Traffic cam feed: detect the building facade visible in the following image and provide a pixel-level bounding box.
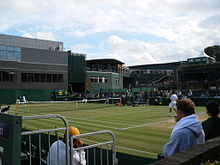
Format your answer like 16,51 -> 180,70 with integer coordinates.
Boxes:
86,59 -> 126,92
0,34 -> 70,104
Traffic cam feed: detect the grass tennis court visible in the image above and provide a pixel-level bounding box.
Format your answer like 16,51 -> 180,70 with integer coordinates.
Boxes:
9,102 -> 207,160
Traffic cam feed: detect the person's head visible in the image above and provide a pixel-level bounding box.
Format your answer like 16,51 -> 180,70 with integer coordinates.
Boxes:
206,100 -> 219,117
175,99 -> 195,122
64,126 -> 83,147
68,126 -> 80,136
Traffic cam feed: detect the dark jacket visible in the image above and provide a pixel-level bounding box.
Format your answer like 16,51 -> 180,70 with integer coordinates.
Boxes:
202,117 -> 220,141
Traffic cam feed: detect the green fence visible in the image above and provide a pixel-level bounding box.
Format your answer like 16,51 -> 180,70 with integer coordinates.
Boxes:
0,89 -> 55,105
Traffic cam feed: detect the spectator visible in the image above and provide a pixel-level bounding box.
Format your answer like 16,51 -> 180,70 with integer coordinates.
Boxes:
187,89 -> 193,98
202,100 -> 220,141
161,99 -> 204,157
21,95 -> 27,105
47,126 -> 86,165
168,91 -> 178,117
176,90 -> 182,99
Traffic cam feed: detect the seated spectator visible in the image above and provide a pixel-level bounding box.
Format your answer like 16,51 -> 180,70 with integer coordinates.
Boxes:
160,99 -> 204,157
47,126 -> 86,165
202,100 -> 220,141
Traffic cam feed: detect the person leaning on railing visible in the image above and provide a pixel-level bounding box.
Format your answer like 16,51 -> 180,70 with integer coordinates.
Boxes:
46,126 -> 86,165
158,99 -> 205,158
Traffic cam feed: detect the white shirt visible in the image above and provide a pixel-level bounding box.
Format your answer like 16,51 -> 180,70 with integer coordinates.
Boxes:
46,140 -> 86,165
170,94 -> 178,102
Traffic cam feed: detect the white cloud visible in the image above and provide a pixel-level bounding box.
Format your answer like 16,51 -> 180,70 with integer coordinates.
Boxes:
106,36 -> 156,65
71,44 -> 93,51
21,31 -> 56,41
0,0 -> 220,65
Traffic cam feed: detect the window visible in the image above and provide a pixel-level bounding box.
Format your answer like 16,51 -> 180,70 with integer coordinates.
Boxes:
116,78 -> 119,86
21,73 -> 64,83
2,72 -> 9,81
58,74 -> 63,82
90,76 -> 108,83
0,71 -> 14,82
104,77 -> 108,83
28,73 -> 34,82
195,58 -> 201,62
40,74 -> 46,82
188,59 -> 194,63
0,45 -> 21,62
34,73 -> 40,82
202,58 -> 206,62
0,51 -> 7,60
47,74 -> 52,82
53,74 -> 58,82
0,46 -> 6,51
90,77 -> 95,83
99,77 -> 102,83
7,51 -> 16,61
21,73 -> 27,82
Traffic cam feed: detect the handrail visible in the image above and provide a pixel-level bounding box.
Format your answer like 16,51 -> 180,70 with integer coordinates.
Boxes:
21,114 -> 70,165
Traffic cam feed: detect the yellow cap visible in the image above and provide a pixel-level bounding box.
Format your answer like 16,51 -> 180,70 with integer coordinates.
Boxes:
68,126 -> 80,135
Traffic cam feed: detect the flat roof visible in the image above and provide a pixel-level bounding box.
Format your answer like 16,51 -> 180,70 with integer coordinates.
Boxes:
86,58 -> 124,65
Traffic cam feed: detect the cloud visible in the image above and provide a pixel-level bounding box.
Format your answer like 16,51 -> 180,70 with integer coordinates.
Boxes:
105,36 -> 156,65
21,32 -> 56,41
0,0 -> 220,65
71,44 -> 94,51
199,14 -> 220,29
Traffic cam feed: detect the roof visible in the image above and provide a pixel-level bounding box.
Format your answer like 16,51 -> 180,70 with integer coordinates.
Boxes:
86,58 -> 124,65
187,50 -> 215,60
128,61 -> 181,69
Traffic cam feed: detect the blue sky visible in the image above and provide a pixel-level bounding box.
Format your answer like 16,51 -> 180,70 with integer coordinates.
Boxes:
0,0 -> 220,65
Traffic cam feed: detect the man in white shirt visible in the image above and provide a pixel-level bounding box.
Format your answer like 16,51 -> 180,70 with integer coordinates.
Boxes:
47,126 -> 86,165
168,91 -> 178,117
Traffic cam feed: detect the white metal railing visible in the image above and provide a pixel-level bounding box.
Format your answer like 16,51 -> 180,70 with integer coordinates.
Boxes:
21,114 -> 117,165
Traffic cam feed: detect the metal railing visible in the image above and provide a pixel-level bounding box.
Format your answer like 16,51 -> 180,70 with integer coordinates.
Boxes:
21,114 -> 117,165
70,130 -> 117,165
22,114 -> 70,165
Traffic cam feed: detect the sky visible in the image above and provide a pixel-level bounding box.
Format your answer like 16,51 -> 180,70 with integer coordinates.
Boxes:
0,0 -> 220,66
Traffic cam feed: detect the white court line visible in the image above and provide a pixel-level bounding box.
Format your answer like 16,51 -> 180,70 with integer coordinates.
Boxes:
117,146 -> 157,155
67,116 -> 132,126
121,119 -> 172,130
83,110 -> 147,119
68,120 -> 124,130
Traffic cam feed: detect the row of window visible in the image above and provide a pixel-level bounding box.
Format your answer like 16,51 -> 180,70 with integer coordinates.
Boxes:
0,45 -> 21,62
90,76 -> 108,83
0,71 -> 14,82
21,73 -> 63,83
0,71 -> 64,83
187,57 -> 215,63
131,69 -> 174,75
89,76 -> 120,86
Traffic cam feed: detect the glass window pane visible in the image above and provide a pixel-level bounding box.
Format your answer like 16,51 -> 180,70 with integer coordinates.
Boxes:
0,46 -> 6,51
7,46 -> 14,51
14,52 -> 21,61
0,50 -> 7,60
14,47 -> 21,52
7,51 -> 16,61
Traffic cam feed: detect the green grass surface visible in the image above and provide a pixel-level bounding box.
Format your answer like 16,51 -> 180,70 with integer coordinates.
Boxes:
10,102 -> 207,160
